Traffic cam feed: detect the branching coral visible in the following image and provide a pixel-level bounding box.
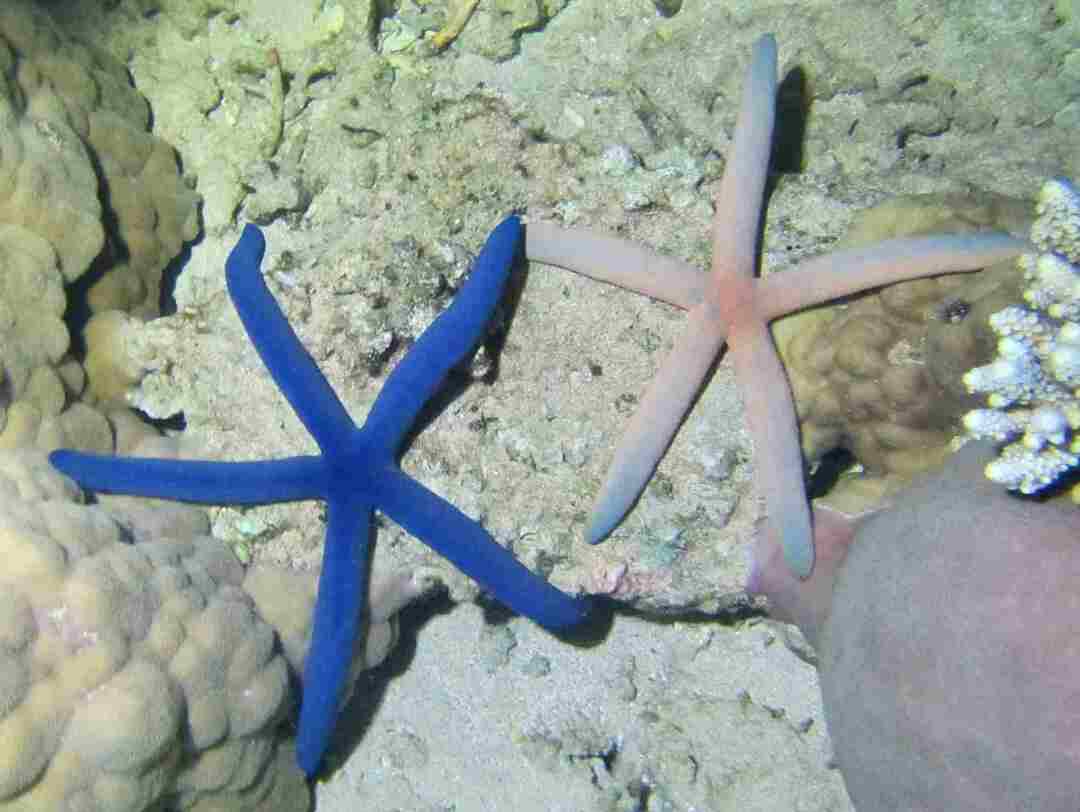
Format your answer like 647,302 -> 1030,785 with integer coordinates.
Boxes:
962,177 -> 1080,501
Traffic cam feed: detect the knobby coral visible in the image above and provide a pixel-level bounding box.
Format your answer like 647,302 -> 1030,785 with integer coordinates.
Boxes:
773,191 -> 1031,508
51,216 -> 591,778
525,34 -> 1024,579
962,176 -> 1080,501
0,0 -> 199,451
0,448 -> 437,811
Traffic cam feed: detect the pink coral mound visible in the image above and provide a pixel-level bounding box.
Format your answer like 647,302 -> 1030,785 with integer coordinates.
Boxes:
756,441 -> 1080,809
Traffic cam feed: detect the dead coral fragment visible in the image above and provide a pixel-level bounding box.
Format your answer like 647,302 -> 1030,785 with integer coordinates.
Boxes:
430,0 -> 480,50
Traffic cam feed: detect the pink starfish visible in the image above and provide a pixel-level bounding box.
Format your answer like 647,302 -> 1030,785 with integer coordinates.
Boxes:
525,34 -> 1025,578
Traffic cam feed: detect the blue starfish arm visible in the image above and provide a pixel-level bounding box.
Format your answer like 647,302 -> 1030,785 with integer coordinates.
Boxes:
227,224 -> 357,453
373,468 -> 592,630
48,451 -> 327,504
296,490 -> 373,777
364,215 -> 521,450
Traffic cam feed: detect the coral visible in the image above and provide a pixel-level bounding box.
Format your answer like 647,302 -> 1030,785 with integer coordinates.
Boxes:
0,448 -> 297,810
526,35 -> 1023,577
817,442 -> 1080,809
0,55 -> 103,283
0,227 -> 72,427
430,0 -> 481,50
83,110 -> 201,319
962,177 -> 1080,500
1,0 -> 200,320
0,448 -> 436,811
83,310 -> 143,405
51,217 -> 591,778
773,193 -> 1030,502
0,0 -> 199,449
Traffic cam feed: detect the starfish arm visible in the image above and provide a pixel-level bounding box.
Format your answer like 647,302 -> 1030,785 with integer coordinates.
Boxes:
759,232 -> 1028,320
746,503 -> 860,649
712,34 -> 777,280
373,468 -> 592,630
296,491 -> 373,777
586,304 -> 728,544
727,319 -> 814,578
525,221 -> 705,309
226,224 -> 358,453
364,216 -> 522,451
48,450 -> 326,504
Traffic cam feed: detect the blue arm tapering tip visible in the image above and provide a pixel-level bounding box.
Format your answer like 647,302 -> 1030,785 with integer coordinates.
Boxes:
227,223 -> 357,453
364,215 -> 522,447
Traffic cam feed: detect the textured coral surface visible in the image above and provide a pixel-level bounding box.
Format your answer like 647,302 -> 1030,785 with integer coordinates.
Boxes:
0,441 -> 447,810
0,450 -> 306,810
0,0 -> 199,452
775,192 -> 1031,507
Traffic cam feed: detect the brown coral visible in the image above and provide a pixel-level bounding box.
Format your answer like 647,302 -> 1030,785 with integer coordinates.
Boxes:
774,192 -> 1031,506
0,1 -> 200,449
0,449 -> 439,811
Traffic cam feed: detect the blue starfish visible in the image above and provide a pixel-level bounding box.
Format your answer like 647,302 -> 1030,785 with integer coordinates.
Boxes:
50,215 -> 591,777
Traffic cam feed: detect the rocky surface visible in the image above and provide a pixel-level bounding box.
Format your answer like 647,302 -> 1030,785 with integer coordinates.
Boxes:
36,1 -> 1078,808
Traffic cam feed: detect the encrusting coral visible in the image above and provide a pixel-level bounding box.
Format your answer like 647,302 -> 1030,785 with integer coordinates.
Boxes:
0,448 -> 437,811
962,176 -> 1080,501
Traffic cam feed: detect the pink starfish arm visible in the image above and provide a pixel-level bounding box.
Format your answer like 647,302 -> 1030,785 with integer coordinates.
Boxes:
585,34 -> 779,546
703,35 -> 822,573
525,221 -> 705,309
711,34 -> 777,282
758,232 -> 1028,319
586,304 -> 727,543
524,229 -> 1025,316
726,317 -> 815,574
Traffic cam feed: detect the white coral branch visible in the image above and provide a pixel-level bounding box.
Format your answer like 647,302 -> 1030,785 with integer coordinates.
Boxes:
962,177 -> 1080,501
